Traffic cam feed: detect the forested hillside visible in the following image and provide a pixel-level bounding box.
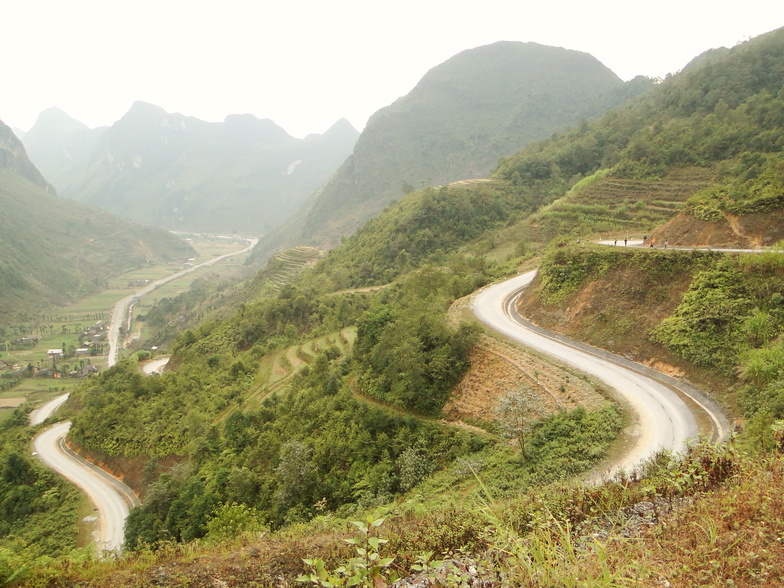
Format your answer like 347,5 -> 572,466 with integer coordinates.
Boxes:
248,41 -> 653,266
7,27 -> 784,587
494,27 -> 784,246
0,121 -> 194,320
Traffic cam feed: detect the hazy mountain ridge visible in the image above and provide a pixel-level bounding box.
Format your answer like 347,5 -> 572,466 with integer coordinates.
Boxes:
24,103 -> 359,235
248,41 -> 654,265
22,108 -> 107,192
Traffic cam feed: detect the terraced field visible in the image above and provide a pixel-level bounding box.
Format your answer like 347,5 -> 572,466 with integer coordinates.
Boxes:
524,166 -> 716,244
260,246 -> 324,290
246,327 -> 356,405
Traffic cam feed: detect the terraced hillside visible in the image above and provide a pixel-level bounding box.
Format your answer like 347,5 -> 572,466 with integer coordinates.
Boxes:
245,327 -> 356,406
263,247 -> 324,289
247,246 -> 325,296
523,166 -> 716,245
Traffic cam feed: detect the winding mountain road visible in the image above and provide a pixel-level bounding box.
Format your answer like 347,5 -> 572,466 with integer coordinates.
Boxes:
31,236 -> 257,554
473,269 -> 731,479
34,422 -> 138,553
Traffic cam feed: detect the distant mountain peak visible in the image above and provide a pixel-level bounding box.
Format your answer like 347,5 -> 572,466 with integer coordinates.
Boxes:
248,40 -> 641,265
26,108 -> 89,142
34,107 -> 88,129
323,118 -> 359,137
223,113 -> 293,143
128,101 -> 168,116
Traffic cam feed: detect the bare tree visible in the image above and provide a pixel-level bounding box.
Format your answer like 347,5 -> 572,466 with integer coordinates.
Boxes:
494,387 -> 544,459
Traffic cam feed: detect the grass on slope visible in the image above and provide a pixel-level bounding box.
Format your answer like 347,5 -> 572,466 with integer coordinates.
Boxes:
13,440 -> 779,587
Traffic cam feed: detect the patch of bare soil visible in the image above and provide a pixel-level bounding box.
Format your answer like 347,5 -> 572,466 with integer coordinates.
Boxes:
643,359 -> 684,378
66,441 -> 182,499
443,335 -> 607,426
651,209 -> 784,248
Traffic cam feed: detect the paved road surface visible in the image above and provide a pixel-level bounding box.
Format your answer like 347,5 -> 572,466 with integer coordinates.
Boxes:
107,237 -> 257,367
34,421 -> 139,553
473,270 -> 729,479
29,392 -> 69,426
142,357 -> 169,375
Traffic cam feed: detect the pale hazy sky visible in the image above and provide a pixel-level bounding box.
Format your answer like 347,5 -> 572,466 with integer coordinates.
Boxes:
3,0 -> 783,138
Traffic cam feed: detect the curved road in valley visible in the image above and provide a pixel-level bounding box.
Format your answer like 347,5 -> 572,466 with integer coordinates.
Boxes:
142,356 -> 170,375
34,421 -> 139,554
473,269 -> 731,479
31,236 -> 256,554
107,237 -> 258,367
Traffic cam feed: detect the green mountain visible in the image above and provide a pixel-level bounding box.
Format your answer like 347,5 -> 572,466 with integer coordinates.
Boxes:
0,119 -> 54,194
492,27 -> 784,248
38,102 -> 358,235
0,119 -> 194,320
248,41 -> 653,265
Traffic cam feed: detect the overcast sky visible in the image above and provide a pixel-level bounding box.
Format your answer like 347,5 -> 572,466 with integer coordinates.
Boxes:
3,0 -> 783,138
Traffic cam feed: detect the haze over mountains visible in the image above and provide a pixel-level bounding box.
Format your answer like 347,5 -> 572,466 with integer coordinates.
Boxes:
4,25 -> 784,585
248,41 -> 654,265
23,104 -> 359,235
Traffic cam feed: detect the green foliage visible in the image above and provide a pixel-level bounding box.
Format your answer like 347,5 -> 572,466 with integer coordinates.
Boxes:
496,29 -> 784,228
0,168 -> 194,322
298,515 -> 397,587
306,181 -> 546,290
0,410 -> 81,581
132,350 -> 152,362
251,40 -> 645,265
686,152 -> 784,220
353,269 -> 481,414
493,387 -> 544,457
651,259 -> 753,372
112,344 -> 489,549
536,245 -> 624,303
204,503 -> 267,542
396,448 -> 435,492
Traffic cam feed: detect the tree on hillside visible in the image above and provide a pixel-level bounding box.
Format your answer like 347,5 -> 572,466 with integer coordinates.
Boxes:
494,387 -> 544,459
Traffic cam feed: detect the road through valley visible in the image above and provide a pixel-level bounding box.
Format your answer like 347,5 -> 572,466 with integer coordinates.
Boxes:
31,236 -> 256,554
107,237 -> 258,367
473,270 -> 730,479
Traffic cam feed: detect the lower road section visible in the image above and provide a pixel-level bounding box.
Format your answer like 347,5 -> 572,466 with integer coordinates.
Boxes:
34,421 -> 139,554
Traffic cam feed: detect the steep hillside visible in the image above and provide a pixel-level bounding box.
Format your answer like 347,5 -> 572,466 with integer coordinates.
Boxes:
494,27 -> 784,247
8,28 -> 784,588
43,103 -> 358,234
0,119 -> 54,193
248,41 -> 653,265
0,120 -> 194,320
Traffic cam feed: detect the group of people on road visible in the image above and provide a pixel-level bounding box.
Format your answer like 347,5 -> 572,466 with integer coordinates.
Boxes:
612,236 -> 669,248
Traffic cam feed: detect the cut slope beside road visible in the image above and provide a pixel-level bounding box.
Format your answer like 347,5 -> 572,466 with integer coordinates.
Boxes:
34,421 -> 139,554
